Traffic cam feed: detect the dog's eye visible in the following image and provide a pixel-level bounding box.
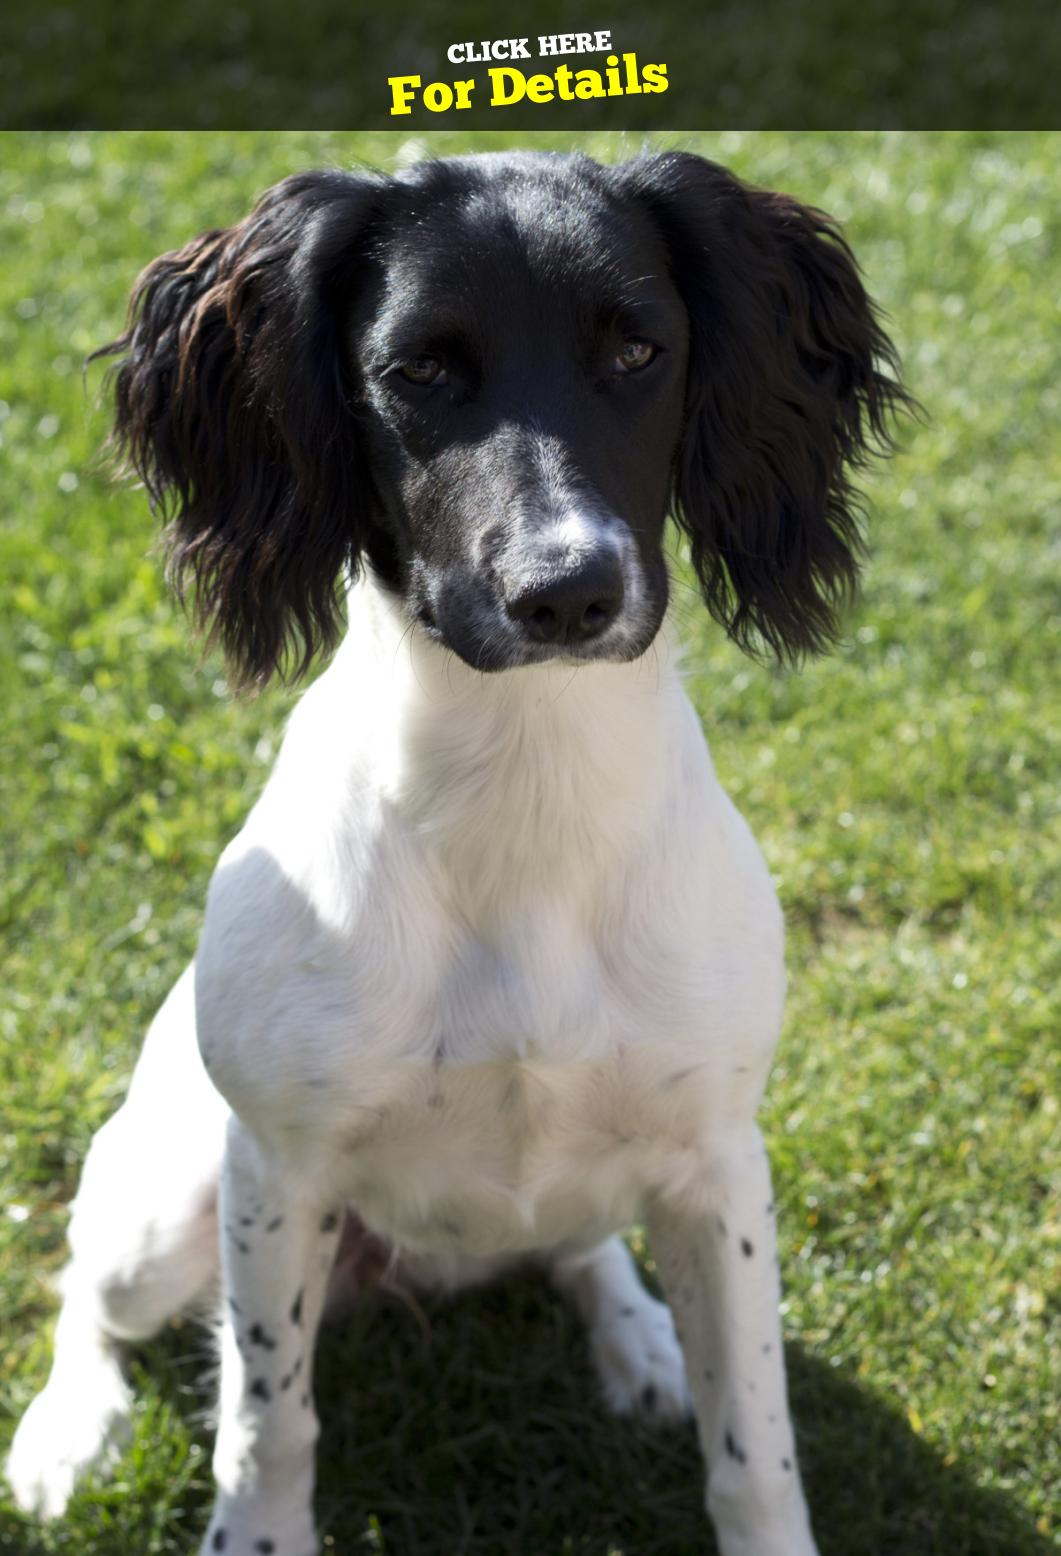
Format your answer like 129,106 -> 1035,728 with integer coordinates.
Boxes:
614,340 -> 657,374
398,356 -> 448,386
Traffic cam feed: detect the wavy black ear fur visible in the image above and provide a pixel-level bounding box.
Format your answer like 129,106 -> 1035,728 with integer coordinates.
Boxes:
93,170 -> 385,688
618,151 -> 915,663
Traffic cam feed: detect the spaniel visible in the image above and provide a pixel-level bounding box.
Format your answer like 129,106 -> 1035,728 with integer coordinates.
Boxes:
8,148 -> 908,1556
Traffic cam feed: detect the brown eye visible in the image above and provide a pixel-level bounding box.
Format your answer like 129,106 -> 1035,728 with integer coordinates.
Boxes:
399,356 -> 447,386
614,339 -> 657,373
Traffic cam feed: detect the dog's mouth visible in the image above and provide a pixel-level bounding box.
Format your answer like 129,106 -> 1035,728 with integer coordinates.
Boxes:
423,611 -> 661,675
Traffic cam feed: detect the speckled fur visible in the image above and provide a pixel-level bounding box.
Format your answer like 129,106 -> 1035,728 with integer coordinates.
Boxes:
9,588 -> 816,1555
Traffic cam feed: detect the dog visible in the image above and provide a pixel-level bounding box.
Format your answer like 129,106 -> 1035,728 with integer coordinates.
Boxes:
8,148 -> 908,1556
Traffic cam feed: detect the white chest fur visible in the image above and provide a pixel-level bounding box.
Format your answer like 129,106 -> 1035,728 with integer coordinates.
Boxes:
195,582 -> 786,1258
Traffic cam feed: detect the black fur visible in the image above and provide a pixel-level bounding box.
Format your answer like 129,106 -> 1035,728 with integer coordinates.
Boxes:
618,151 -> 913,662
95,150 -> 911,687
93,170 -> 384,686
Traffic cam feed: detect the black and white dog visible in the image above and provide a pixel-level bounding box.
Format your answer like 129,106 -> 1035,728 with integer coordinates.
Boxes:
8,149 -> 908,1556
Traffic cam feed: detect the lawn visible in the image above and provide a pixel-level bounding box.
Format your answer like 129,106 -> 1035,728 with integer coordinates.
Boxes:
0,131 -> 1058,1555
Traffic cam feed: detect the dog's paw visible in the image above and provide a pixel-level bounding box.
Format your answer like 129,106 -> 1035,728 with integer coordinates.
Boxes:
200,1497 -> 318,1556
7,1368 -> 132,1519
589,1290 -> 692,1422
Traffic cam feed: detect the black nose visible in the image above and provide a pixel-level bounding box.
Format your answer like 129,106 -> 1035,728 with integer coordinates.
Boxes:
506,555 -> 625,645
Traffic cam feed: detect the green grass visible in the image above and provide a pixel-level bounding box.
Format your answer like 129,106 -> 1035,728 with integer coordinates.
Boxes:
1,131 -> 1058,1555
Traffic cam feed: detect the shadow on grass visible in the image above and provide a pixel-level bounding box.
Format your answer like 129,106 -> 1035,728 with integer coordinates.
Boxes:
2,1269 -> 1050,1556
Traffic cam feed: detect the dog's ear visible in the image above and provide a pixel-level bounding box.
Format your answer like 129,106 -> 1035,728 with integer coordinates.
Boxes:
94,170 -> 386,688
618,151 -> 914,662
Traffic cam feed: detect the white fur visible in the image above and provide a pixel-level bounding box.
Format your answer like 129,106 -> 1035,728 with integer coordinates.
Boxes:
9,576 -> 818,1556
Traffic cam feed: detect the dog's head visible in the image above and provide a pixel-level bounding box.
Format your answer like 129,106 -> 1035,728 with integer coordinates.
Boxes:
98,150 -> 911,686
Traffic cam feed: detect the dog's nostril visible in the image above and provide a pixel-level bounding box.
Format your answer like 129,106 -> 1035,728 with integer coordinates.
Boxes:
523,603 -> 564,644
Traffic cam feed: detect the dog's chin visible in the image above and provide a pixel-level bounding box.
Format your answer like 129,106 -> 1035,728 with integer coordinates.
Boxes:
430,617 -> 664,675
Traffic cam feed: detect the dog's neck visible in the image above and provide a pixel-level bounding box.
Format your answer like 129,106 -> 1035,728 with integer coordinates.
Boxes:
322,576 -> 688,923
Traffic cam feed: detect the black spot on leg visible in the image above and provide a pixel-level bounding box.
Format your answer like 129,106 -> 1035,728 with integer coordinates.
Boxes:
212,1533 -> 227,1552
763,1342 -> 773,1354
703,1369 -> 715,1383
641,1385 -> 657,1412
281,1372 -> 292,1391
620,1306 -> 635,1317
724,1430 -> 747,1464
766,1202 -> 775,1215
228,1298 -> 241,1317
290,1288 -> 304,1326
250,1377 -> 271,1402
782,1457 -> 792,1471
320,1211 -> 338,1234
301,1391 -> 310,1407
741,1238 -> 755,1257
239,1216 -> 255,1228
248,1323 -> 277,1351
293,1354 -> 303,1375
255,1542 -> 276,1554
265,1215 -> 284,1233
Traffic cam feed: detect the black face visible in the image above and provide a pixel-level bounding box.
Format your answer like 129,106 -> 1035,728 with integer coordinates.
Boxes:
100,150 -> 909,688
349,155 -> 689,672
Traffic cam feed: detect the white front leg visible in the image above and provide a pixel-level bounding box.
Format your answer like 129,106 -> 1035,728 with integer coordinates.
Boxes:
646,1127 -> 819,1556
201,1119 -> 341,1556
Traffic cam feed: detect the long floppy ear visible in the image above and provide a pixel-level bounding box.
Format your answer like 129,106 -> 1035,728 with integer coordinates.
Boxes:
93,169 -> 386,687
618,151 -> 915,662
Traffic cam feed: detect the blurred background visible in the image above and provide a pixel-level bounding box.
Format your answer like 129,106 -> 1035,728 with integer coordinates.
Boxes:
0,131 -> 1058,1555
1,2 -> 1058,128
